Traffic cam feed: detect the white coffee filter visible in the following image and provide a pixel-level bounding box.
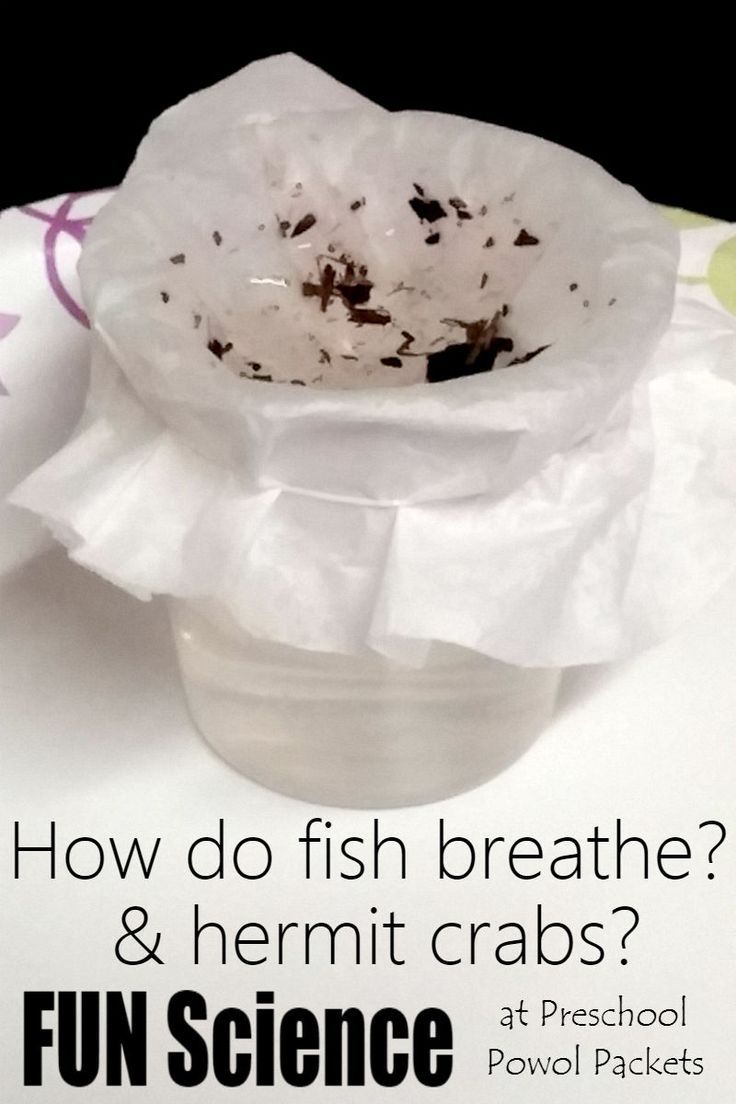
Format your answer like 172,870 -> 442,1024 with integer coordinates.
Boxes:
11,54 -> 736,667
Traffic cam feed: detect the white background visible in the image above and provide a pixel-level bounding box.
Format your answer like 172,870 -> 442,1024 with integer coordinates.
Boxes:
1,545 -> 734,1102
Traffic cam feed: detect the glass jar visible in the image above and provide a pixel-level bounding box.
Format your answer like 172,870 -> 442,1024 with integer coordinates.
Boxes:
170,599 -> 561,807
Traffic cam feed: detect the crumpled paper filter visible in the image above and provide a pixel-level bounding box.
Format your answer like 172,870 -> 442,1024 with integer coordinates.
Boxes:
5,54 -> 736,667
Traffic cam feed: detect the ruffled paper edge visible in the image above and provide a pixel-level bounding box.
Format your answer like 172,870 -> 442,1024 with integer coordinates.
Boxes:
10,291 -> 736,668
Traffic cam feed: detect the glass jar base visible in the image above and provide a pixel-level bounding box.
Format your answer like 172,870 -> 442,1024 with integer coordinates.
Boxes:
170,600 -> 561,808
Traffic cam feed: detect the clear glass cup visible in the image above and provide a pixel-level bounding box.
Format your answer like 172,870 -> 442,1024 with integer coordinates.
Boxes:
170,599 -> 561,807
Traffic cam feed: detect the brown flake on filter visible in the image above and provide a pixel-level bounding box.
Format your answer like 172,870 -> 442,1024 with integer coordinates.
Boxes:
397,330 -> 415,355
388,281 -> 415,296
239,361 -> 269,379
461,316 -> 510,362
277,218 -> 291,237
425,232 -> 441,245
484,236 -> 495,248
380,357 -> 402,367
514,229 -> 539,246
208,339 -> 233,359
411,200 -> 446,223
569,282 -> 578,291
409,184 -> 447,225
335,261 -> 373,307
303,254 -> 375,315
193,312 -> 201,328
508,344 -> 551,366
348,306 -> 391,326
427,312 -> 513,382
427,334 -> 513,382
212,231 -> 222,246
160,291 -> 170,303
350,197 -> 366,211
170,253 -> 186,265
291,213 -> 317,238
302,262 -> 336,312
480,272 -> 488,290
449,196 -> 473,220
319,348 -> 332,364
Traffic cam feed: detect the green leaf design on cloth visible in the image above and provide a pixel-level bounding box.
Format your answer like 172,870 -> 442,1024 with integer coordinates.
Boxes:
707,236 -> 736,315
659,206 -> 722,229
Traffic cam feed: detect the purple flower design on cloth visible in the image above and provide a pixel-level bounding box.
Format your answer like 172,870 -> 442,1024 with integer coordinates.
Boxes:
19,192 -> 101,327
0,313 -> 20,394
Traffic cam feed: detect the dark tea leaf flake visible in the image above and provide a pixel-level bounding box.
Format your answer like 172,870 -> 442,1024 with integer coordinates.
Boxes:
514,229 -> 539,246
291,213 -> 317,237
